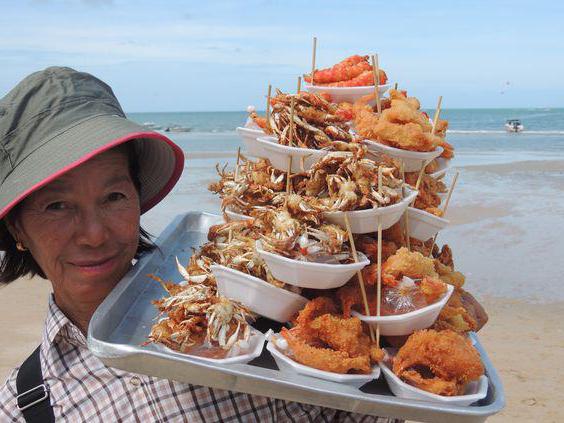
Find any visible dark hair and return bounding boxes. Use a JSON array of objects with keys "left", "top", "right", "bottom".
[{"left": 0, "top": 142, "right": 156, "bottom": 283}]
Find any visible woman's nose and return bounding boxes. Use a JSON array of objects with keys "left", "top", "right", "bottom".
[{"left": 74, "top": 209, "right": 109, "bottom": 248}]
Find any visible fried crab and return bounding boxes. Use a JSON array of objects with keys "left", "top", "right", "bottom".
[
  {"left": 392, "top": 329, "right": 484, "bottom": 396},
  {"left": 279, "top": 297, "right": 384, "bottom": 374}
]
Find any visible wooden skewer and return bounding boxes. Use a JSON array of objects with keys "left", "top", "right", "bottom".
[
  {"left": 344, "top": 213, "right": 376, "bottom": 342},
  {"left": 234, "top": 147, "right": 241, "bottom": 181},
  {"left": 371, "top": 54, "right": 382, "bottom": 114},
  {"left": 266, "top": 84, "right": 272, "bottom": 132},
  {"left": 289, "top": 96, "right": 296, "bottom": 147},
  {"left": 405, "top": 159, "right": 432, "bottom": 250},
  {"left": 297, "top": 76, "right": 302, "bottom": 94},
  {"left": 414, "top": 160, "right": 430, "bottom": 194},
  {"left": 310, "top": 37, "right": 317, "bottom": 86},
  {"left": 376, "top": 215, "right": 382, "bottom": 347},
  {"left": 431, "top": 96, "right": 443, "bottom": 136},
  {"left": 375, "top": 167, "right": 383, "bottom": 347},
  {"left": 394, "top": 82, "right": 398, "bottom": 90},
  {"left": 428, "top": 171, "right": 459, "bottom": 257},
  {"left": 286, "top": 156, "right": 293, "bottom": 194},
  {"left": 442, "top": 170, "right": 459, "bottom": 213},
  {"left": 400, "top": 162, "right": 410, "bottom": 249}
]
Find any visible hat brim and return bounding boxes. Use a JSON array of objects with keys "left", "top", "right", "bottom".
[{"left": 0, "top": 114, "right": 184, "bottom": 220}]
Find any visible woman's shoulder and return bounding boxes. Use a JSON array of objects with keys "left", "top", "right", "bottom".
[{"left": 0, "top": 366, "right": 24, "bottom": 422}]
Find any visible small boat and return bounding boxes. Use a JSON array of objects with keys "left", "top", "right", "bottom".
[
  {"left": 505, "top": 119, "right": 524, "bottom": 133},
  {"left": 164, "top": 125, "right": 192, "bottom": 133},
  {"left": 142, "top": 121, "right": 162, "bottom": 130}
]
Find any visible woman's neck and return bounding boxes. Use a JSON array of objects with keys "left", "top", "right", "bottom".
[{"left": 53, "top": 292, "right": 105, "bottom": 334}]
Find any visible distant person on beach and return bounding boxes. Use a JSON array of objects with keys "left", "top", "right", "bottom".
[{"left": 0, "top": 67, "right": 400, "bottom": 422}]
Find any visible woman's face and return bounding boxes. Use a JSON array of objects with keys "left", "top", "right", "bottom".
[{"left": 10, "top": 149, "right": 141, "bottom": 306}]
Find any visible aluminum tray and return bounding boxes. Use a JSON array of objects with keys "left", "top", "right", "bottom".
[{"left": 88, "top": 211, "right": 505, "bottom": 423}]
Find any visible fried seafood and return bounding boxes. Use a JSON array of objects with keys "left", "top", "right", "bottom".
[
  {"left": 148, "top": 263, "right": 255, "bottom": 356},
  {"left": 279, "top": 297, "right": 383, "bottom": 374},
  {"left": 255, "top": 208, "right": 352, "bottom": 263},
  {"left": 281, "top": 327, "right": 372, "bottom": 374},
  {"left": 392, "top": 329, "right": 484, "bottom": 396},
  {"left": 433, "top": 288, "right": 488, "bottom": 333},
  {"left": 337, "top": 275, "right": 447, "bottom": 318},
  {"left": 353, "top": 89, "right": 452, "bottom": 154},
  {"left": 298, "top": 149, "right": 403, "bottom": 212},
  {"left": 405, "top": 172, "right": 447, "bottom": 216},
  {"left": 208, "top": 157, "right": 286, "bottom": 216},
  {"left": 304, "top": 55, "right": 388, "bottom": 87},
  {"left": 210, "top": 149, "right": 403, "bottom": 217},
  {"left": 266, "top": 89, "right": 360, "bottom": 150},
  {"left": 382, "top": 247, "right": 439, "bottom": 286}
]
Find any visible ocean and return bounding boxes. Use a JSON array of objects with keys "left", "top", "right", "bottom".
[{"left": 132, "top": 110, "right": 564, "bottom": 301}]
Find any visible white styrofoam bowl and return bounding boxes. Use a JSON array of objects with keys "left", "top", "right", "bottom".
[
  {"left": 352, "top": 282, "right": 454, "bottom": 336},
  {"left": 429, "top": 157, "right": 450, "bottom": 179},
  {"left": 323, "top": 190, "right": 418, "bottom": 234},
  {"left": 407, "top": 207, "right": 450, "bottom": 241},
  {"left": 255, "top": 241, "right": 369, "bottom": 289},
  {"left": 236, "top": 127, "right": 267, "bottom": 157},
  {"left": 255, "top": 136, "right": 330, "bottom": 173},
  {"left": 153, "top": 327, "right": 265, "bottom": 365},
  {"left": 212, "top": 265, "right": 308, "bottom": 323},
  {"left": 266, "top": 331, "right": 380, "bottom": 388},
  {"left": 304, "top": 83, "right": 391, "bottom": 105},
  {"left": 379, "top": 350, "right": 489, "bottom": 406},
  {"left": 363, "top": 140, "right": 444, "bottom": 172}
]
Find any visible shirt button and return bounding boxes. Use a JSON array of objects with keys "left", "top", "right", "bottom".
[{"left": 129, "top": 376, "right": 142, "bottom": 387}]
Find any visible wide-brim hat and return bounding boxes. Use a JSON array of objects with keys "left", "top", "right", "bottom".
[{"left": 0, "top": 67, "right": 184, "bottom": 220}]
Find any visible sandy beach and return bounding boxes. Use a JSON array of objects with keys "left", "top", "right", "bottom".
[{"left": 1, "top": 156, "right": 564, "bottom": 422}]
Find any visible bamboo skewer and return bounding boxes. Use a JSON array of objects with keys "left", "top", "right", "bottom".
[
  {"left": 405, "top": 159, "right": 432, "bottom": 250},
  {"left": 428, "top": 171, "right": 459, "bottom": 257},
  {"left": 431, "top": 96, "right": 443, "bottom": 136},
  {"left": 297, "top": 76, "right": 302, "bottom": 94},
  {"left": 371, "top": 54, "right": 382, "bottom": 114},
  {"left": 286, "top": 156, "right": 293, "bottom": 194},
  {"left": 266, "top": 84, "right": 272, "bottom": 132},
  {"left": 234, "top": 147, "right": 241, "bottom": 181},
  {"left": 344, "top": 214, "right": 376, "bottom": 342},
  {"left": 394, "top": 82, "right": 398, "bottom": 90},
  {"left": 400, "top": 162, "right": 410, "bottom": 249},
  {"left": 375, "top": 167, "right": 383, "bottom": 346},
  {"left": 310, "top": 37, "right": 317, "bottom": 86},
  {"left": 442, "top": 171, "right": 459, "bottom": 213},
  {"left": 289, "top": 97, "right": 296, "bottom": 147}
]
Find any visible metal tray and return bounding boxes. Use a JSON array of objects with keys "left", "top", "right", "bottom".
[{"left": 88, "top": 211, "right": 505, "bottom": 423}]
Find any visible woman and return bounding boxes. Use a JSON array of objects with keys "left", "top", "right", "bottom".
[{"left": 0, "top": 67, "right": 399, "bottom": 422}]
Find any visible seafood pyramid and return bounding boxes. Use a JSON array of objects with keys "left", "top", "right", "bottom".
[{"left": 148, "top": 54, "right": 489, "bottom": 401}]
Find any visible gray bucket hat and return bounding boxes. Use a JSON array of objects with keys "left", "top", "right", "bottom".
[{"left": 0, "top": 66, "right": 184, "bottom": 219}]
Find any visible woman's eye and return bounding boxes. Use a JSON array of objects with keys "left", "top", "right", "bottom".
[
  {"left": 107, "top": 192, "right": 126, "bottom": 202},
  {"left": 45, "top": 201, "right": 67, "bottom": 211}
]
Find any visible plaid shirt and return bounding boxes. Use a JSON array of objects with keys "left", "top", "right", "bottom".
[{"left": 1, "top": 296, "right": 399, "bottom": 422}]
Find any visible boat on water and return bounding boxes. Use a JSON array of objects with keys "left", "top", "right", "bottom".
[
  {"left": 164, "top": 124, "right": 192, "bottom": 133},
  {"left": 142, "top": 121, "right": 163, "bottom": 130},
  {"left": 505, "top": 119, "right": 524, "bottom": 133}
]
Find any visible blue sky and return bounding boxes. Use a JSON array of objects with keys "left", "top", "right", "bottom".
[{"left": 0, "top": 0, "right": 562, "bottom": 111}]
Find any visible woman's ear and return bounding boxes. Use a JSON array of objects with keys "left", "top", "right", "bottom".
[{"left": 3, "top": 214, "right": 23, "bottom": 243}]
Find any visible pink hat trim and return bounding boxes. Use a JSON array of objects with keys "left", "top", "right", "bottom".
[{"left": 0, "top": 131, "right": 185, "bottom": 219}]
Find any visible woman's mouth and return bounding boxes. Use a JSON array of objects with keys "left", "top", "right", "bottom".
[{"left": 70, "top": 255, "right": 119, "bottom": 276}]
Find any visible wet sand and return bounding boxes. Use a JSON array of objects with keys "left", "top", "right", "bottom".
[{"left": 1, "top": 157, "right": 564, "bottom": 422}]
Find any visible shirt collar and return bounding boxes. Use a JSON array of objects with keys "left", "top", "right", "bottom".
[{"left": 43, "top": 294, "right": 87, "bottom": 348}]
